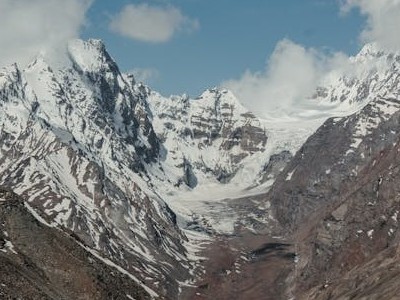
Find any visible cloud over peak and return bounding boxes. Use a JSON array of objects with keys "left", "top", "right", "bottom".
[
  {"left": 222, "top": 39, "right": 348, "bottom": 118},
  {"left": 0, "top": 0, "right": 92, "bottom": 68},
  {"left": 223, "top": 1, "right": 400, "bottom": 119},
  {"left": 109, "top": 4, "right": 199, "bottom": 43},
  {"left": 129, "top": 67, "right": 160, "bottom": 84},
  {"left": 342, "top": 0, "right": 400, "bottom": 51}
]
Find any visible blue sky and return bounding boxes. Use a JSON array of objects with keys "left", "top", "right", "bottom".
[{"left": 81, "top": 0, "right": 365, "bottom": 97}]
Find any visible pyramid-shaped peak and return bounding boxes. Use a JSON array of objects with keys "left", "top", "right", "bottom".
[
  {"left": 355, "top": 42, "right": 397, "bottom": 60},
  {"left": 197, "top": 87, "right": 244, "bottom": 107},
  {"left": 67, "top": 39, "right": 118, "bottom": 73}
]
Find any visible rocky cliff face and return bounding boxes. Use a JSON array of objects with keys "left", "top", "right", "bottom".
[
  {"left": 0, "top": 188, "right": 152, "bottom": 299},
  {"left": 147, "top": 88, "right": 268, "bottom": 186}
]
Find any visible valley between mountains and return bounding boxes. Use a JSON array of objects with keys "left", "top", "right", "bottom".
[{"left": 1, "top": 39, "right": 400, "bottom": 299}]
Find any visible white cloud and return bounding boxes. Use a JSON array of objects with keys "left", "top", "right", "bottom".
[
  {"left": 341, "top": 0, "right": 400, "bottom": 51},
  {"left": 0, "top": 0, "right": 92, "bottom": 68},
  {"left": 129, "top": 67, "right": 160, "bottom": 84},
  {"left": 222, "top": 1, "right": 400, "bottom": 119},
  {"left": 109, "top": 4, "right": 199, "bottom": 43},
  {"left": 222, "top": 39, "right": 348, "bottom": 118}
]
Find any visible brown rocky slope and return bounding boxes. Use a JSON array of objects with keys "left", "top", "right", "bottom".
[
  {"left": 269, "top": 96, "right": 400, "bottom": 299},
  {"left": 0, "top": 188, "right": 151, "bottom": 300}
]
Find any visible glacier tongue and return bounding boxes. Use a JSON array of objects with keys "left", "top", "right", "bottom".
[{"left": 145, "top": 86, "right": 330, "bottom": 235}]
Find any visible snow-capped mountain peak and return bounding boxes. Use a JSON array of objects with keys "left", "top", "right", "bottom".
[
  {"left": 313, "top": 42, "right": 400, "bottom": 110},
  {"left": 67, "top": 39, "right": 114, "bottom": 73},
  {"left": 356, "top": 42, "right": 384, "bottom": 58}
]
